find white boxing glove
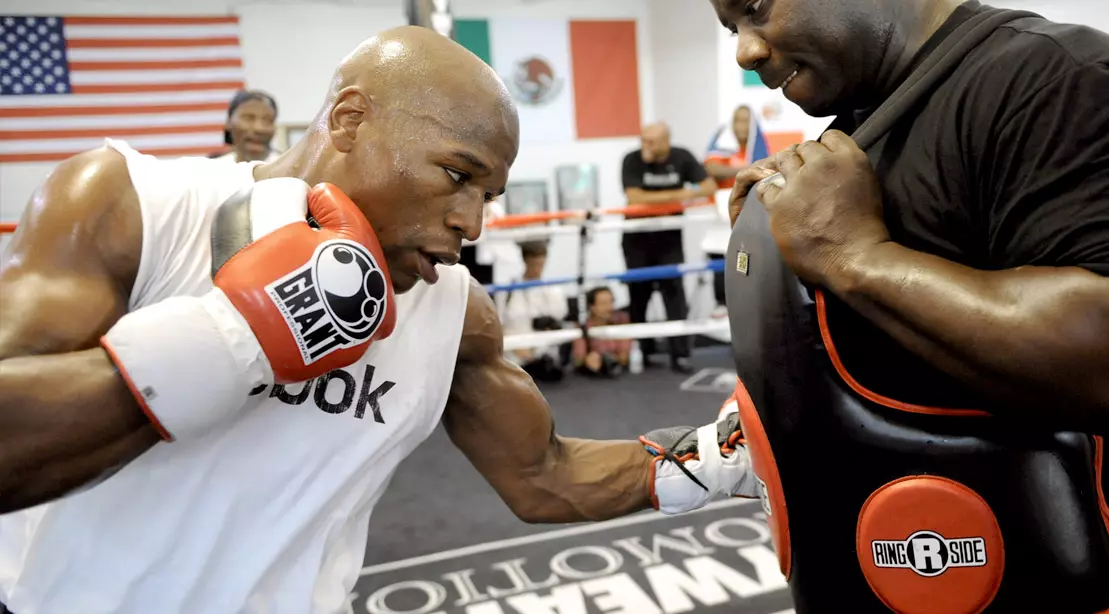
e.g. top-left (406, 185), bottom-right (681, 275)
top-left (640, 403), bottom-right (759, 515)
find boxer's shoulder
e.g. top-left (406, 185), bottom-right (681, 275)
top-left (22, 145), bottom-right (142, 279)
top-left (457, 277), bottom-right (501, 366)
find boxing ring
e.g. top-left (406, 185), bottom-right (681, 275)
top-left (471, 198), bottom-right (733, 353)
top-left (0, 201), bottom-right (734, 356)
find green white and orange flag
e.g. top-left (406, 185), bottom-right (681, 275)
top-left (455, 18), bottom-right (642, 142)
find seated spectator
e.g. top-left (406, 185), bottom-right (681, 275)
top-left (572, 287), bottom-right (631, 378)
top-left (500, 241), bottom-right (568, 382)
top-left (209, 90), bottom-right (280, 163)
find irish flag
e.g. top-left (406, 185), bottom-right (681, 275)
top-left (455, 18), bottom-right (641, 142)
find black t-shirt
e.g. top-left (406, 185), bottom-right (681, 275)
top-left (621, 147), bottom-right (708, 192)
top-left (825, 2), bottom-right (1109, 408)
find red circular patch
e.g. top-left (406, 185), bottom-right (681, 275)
top-left (857, 476), bottom-right (1005, 614)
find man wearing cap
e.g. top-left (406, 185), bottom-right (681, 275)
top-left (215, 90), bottom-right (281, 163)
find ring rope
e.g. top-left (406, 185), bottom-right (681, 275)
top-left (503, 318), bottom-right (730, 352)
top-left (484, 198), bottom-right (714, 229)
top-left (485, 259), bottom-right (725, 294)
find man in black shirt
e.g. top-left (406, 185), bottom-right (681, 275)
top-left (706, 0), bottom-right (1109, 610)
top-left (621, 122), bottom-right (717, 373)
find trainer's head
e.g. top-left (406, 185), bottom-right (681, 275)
top-left (292, 26), bottom-right (519, 293)
top-left (710, 0), bottom-right (959, 116)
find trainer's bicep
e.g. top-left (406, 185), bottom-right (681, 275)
top-left (444, 282), bottom-right (555, 478)
top-left (0, 147), bottom-right (140, 358)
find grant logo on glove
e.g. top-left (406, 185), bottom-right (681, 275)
top-left (211, 179), bottom-right (397, 384)
top-left (266, 239), bottom-right (390, 364)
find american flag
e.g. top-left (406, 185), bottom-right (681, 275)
top-left (0, 15), bottom-right (244, 163)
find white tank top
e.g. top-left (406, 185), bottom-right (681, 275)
top-left (0, 140), bottom-right (471, 614)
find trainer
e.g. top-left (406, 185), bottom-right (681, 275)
top-left (715, 0), bottom-right (1109, 611)
top-left (0, 27), bottom-right (755, 614)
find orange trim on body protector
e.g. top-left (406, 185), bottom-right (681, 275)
top-left (815, 290), bottom-right (991, 417)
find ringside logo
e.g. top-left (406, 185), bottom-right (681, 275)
top-left (872, 530), bottom-right (987, 577)
top-left (266, 239), bottom-right (389, 364)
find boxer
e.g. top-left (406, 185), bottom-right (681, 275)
top-left (0, 27), bottom-right (756, 613)
top-left (712, 0), bottom-right (1109, 611)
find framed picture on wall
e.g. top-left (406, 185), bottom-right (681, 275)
top-left (274, 123), bottom-right (310, 153)
top-left (502, 181), bottom-right (550, 217)
top-left (555, 164), bottom-right (599, 211)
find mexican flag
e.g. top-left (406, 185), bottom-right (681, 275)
top-left (455, 18), bottom-right (642, 142)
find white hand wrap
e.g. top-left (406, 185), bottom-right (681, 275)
top-left (102, 289), bottom-right (272, 442)
top-left (648, 407), bottom-right (759, 515)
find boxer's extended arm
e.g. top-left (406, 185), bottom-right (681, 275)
top-left (0, 148), bottom-right (160, 513)
top-left (830, 246), bottom-right (1109, 426)
top-left (443, 281), bottom-right (653, 523)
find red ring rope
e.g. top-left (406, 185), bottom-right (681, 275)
top-left (0, 198), bottom-right (719, 235)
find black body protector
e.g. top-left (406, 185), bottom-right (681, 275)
top-left (725, 7), bottom-right (1109, 614)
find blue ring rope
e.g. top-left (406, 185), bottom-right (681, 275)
top-left (484, 259), bottom-right (726, 294)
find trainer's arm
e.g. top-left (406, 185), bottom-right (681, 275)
top-left (829, 250), bottom-right (1109, 427)
top-left (0, 148), bottom-right (160, 513)
top-left (443, 281), bottom-right (653, 523)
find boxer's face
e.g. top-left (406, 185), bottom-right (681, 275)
top-left (711, 0), bottom-right (889, 116)
top-left (335, 100), bottom-right (519, 294)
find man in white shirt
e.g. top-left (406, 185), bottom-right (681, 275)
top-left (501, 241), bottom-right (569, 381)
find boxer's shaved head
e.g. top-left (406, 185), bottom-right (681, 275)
top-left (268, 25), bottom-right (519, 293)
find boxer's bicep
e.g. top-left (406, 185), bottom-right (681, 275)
top-left (0, 146), bottom-right (140, 357)
top-left (444, 282), bottom-right (556, 508)
top-left (0, 147), bottom-right (157, 514)
top-left (444, 281), bottom-right (653, 523)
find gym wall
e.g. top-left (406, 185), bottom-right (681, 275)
top-left (2, 0), bottom-right (1105, 286)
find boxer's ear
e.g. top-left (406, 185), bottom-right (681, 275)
top-left (328, 87), bottom-right (371, 153)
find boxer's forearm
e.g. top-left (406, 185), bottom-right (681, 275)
top-left (830, 241), bottom-right (1109, 426)
top-left (508, 437), bottom-right (653, 523)
top-left (0, 349), bottom-right (159, 513)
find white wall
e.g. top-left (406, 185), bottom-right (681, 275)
top-left (452, 0), bottom-right (655, 288)
top-left (646, 0), bottom-right (719, 155)
top-left (0, 0), bottom-right (405, 224)
top-left (0, 0), bottom-right (656, 290)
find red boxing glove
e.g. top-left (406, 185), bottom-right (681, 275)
top-left (103, 179), bottom-right (396, 441)
top-left (214, 182), bottom-right (396, 383)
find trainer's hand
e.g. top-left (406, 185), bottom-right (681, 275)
top-left (755, 130), bottom-right (889, 288)
top-left (727, 158), bottom-right (780, 226)
top-left (640, 406), bottom-right (758, 515)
